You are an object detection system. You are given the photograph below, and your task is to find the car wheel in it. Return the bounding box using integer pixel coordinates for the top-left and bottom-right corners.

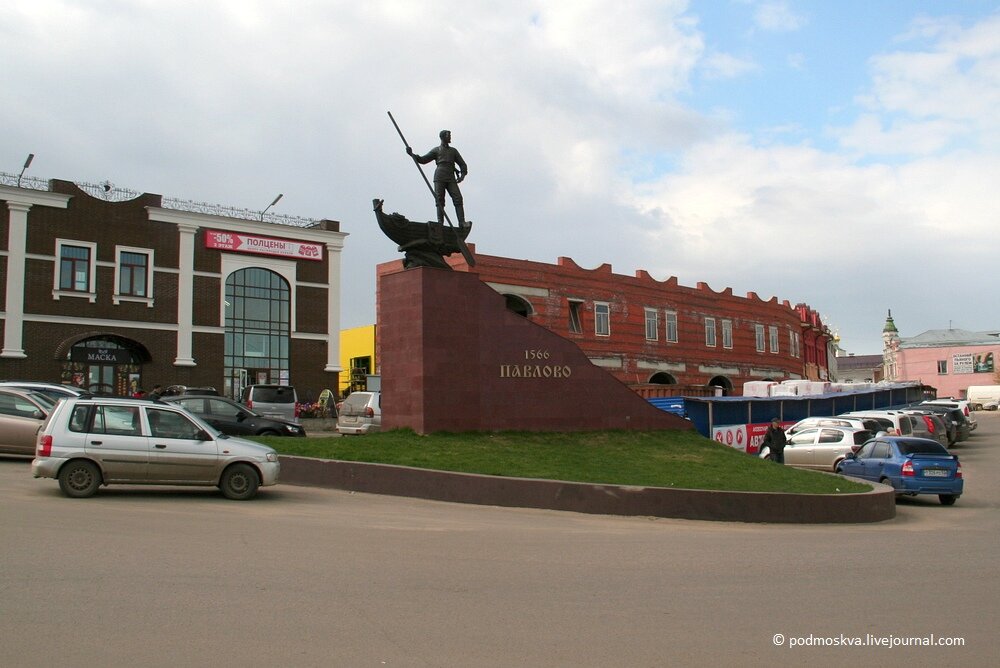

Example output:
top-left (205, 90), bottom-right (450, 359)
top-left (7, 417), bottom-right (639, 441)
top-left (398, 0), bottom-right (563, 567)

top-left (939, 494), bottom-right (958, 506)
top-left (220, 463), bottom-right (260, 500)
top-left (880, 477), bottom-right (896, 492)
top-left (257, 429), bottom-right (281, 436)
top-left (58, 460), bottom-right (102, 498)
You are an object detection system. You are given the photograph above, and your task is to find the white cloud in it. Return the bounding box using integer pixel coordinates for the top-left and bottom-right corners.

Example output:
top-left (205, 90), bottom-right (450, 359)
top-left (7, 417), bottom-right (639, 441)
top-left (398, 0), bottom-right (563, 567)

top-left (2, 1), bottom-right (997, 356)
top-left (753, 1), bottom-right (806, 32)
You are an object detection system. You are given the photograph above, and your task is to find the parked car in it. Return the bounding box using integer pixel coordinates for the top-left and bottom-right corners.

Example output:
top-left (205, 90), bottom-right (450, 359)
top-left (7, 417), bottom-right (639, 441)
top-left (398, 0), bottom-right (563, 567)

top-left (915, 404), bottom-right (971, 444)
top-left (899, 409), bottom-right (951, 447)
top-left (161, 385), bottom-right (220, 397)
top-left (840, 410), bottom-right (917, 436)
top-left (0, 388), bottom-right (54, 456)
top-left (240, 384), bottom-right (299, 422)
top-left (785, 416), bottom-right (885, 436)
top-left (32, 396), bottom-right (280, 500)
top-left (759, 426), bottom-right (872, 471)
top-left (164, 395), bottom-right (306, 437)
top-left (836, 436), bottom-right (963, 505)
top-left (0, 381), bottom-right (89, 403)
top-left (922, 399), bottom-right (977, 431)
top-left (336, 391), bottom-right (381, 435)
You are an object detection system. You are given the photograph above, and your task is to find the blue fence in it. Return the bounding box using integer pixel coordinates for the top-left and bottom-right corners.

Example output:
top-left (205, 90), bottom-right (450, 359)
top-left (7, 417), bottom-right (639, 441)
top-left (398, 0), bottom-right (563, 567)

top-left (650, 384), bottom-right (927, 437)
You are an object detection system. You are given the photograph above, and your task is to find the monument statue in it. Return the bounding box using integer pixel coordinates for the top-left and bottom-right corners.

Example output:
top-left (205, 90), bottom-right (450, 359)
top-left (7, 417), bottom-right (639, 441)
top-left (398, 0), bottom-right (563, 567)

top-left (380, 112), bottom-right (476, 268)
top-left (407, 130), bottom-right (469, 229)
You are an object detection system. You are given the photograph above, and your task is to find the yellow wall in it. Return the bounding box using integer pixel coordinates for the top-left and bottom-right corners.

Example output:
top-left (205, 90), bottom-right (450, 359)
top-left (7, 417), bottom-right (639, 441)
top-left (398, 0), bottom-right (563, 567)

top-left (339, 325), bottom-right (376, 396)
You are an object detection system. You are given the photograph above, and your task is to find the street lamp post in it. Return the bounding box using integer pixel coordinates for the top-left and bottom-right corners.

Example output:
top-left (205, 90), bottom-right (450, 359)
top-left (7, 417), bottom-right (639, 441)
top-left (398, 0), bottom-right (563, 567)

top-left (261, 193), bottom-right (283, 220)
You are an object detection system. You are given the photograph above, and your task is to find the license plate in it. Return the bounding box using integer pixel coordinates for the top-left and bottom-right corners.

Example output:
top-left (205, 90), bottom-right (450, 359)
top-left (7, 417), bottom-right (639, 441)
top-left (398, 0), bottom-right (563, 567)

top-left (923, 469), bottom-right (949, 477)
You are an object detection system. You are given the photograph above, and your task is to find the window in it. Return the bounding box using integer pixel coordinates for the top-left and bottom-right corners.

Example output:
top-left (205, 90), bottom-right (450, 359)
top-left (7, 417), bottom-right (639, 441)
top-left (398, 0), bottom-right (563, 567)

top-left (92, 405), bottom-right (141, 436)
top-left (789, 330), bottom-right (800, 357)
top-left (665, 311), bottom-right (678, 343)
top-left (224, 268), bottom-right (291, 391)
top-left (595, 302), bottom-right (610, 337)
top-left (114, 247), bottom-right (154, 304)
top-left (55, 240), bottom-right (97, 300)
top-left (705, 317), bottom-right (717, 347)
top-left (722, 319), bottom-right (733, 349)
top-left (0, 392), bottom-right (42, 418)
top-left (769, 325), bottom-right (779, 353)
top-left (755, 324), bottom-right (765, 352)
top-left (937, 360), bottom-right (947, 374)
top-left (644, 308), bottom-right (658, 341)
top-left (146, 408), bottom-right (202, 440)
top-left (568, 300), bottom-right (583, 333)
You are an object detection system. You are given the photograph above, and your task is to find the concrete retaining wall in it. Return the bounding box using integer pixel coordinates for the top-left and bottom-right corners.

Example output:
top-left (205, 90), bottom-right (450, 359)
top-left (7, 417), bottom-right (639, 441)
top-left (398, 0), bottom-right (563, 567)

top-left (278, 456), bottom-right (895, 524)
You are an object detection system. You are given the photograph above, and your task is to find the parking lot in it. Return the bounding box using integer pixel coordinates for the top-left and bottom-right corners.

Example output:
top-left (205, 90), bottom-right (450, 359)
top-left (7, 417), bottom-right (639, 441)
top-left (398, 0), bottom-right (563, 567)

top-left (2, 414), bottom-right (998, 667)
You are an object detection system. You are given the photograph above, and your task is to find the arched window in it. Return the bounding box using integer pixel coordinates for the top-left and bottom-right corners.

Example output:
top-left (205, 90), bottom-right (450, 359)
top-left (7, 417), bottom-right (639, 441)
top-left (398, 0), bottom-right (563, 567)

top-left (707, 376), bottom-right (733, 396)
top-left (224, 268), bottom-right (290, 397)
top-left (503, 294), bottom-right (533, 317)
top-left (648, 372), bottom-right (677, 385)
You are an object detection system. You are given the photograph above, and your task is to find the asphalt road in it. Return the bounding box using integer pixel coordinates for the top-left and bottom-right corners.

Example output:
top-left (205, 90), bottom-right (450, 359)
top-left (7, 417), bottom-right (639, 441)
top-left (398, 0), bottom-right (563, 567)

top-left (2, 414), bottom-right (998, 667)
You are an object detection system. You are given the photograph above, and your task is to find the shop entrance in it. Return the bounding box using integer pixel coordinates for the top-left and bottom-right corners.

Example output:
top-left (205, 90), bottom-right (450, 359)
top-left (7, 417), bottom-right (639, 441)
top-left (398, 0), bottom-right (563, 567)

top-left (60, 335), bottom-right (152, 395)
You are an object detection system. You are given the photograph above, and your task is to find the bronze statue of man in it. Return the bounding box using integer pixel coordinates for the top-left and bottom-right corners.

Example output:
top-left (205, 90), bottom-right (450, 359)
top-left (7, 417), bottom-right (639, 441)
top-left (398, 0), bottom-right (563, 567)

top-left (407, 130), bottom-right (469, 228)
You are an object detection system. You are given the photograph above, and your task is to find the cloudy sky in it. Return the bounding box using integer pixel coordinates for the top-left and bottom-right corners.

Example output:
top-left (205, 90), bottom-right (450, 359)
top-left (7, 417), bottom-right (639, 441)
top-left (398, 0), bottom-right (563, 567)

top-left (3, 0), bottom-right (998, 355)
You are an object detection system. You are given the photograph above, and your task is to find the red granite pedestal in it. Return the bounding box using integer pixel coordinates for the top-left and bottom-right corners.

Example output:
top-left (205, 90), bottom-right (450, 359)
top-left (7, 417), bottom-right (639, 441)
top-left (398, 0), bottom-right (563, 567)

top-left (378, 267), bottom-right (692, 433)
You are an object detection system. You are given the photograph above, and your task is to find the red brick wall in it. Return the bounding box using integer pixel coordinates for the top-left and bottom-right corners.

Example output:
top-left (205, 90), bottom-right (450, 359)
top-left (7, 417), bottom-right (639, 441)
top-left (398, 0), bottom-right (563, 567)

top-left (378, 247), bottom-right (832, 394)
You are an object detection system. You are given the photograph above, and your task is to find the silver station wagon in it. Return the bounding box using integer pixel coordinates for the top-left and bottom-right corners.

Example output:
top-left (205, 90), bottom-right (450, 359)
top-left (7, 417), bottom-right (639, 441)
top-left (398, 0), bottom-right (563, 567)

top-left (32, 397), bottom-right (279, 500)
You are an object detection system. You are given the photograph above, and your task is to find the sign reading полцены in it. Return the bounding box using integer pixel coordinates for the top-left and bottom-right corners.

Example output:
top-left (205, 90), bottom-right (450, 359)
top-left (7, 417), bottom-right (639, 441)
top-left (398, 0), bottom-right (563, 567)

top-left (204, 230), bottom-right (323, 261)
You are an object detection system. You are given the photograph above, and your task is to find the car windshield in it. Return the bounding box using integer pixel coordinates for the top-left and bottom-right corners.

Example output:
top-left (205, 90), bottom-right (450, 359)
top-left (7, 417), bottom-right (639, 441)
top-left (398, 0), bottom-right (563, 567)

top-left (27, 392), bottom-right (57, 410)
top-left (897, 440), bottom-right (949, 456)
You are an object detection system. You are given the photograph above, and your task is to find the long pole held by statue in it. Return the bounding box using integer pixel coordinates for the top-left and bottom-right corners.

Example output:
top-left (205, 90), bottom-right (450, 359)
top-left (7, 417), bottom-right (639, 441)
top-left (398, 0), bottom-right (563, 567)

top-left (387, 111), bottom-right (476, 267)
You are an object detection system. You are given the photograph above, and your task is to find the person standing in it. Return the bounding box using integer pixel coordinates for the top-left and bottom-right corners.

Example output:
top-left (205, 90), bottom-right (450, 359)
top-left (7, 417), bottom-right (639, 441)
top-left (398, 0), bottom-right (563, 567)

top-left (408, 129), bottom-right (469, 228)
top-left (763, 418), bottom-right (787, 464)
top-left (147, 385), bottom-right (163, 401)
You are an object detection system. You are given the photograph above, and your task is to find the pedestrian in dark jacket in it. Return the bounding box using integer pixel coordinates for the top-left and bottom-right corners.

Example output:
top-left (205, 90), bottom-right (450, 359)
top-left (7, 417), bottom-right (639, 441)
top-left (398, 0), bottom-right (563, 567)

top-left (763, 417), bottom-right (787, 464)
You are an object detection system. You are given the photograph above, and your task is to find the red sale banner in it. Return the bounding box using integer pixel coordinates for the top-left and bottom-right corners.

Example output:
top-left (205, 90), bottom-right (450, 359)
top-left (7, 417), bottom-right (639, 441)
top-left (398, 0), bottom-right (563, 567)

top-left (204, 230), bottom-right (323, 261)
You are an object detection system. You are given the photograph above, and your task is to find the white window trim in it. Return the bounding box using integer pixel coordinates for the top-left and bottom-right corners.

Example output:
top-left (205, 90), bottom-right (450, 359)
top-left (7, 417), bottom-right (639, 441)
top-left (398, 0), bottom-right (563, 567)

top-left (705, 317), bottom-right (717, 347)
top-left (769, 325), bottom-right (779, 354)
top-left (113, 246), bottom-right (155, 307)
top-left (595, 302), bottom-right (610, 337)
top-left (722, 319), bottom-right (733, 349)
top-left (665, 310), bottom-right (678, 343)
top-left (755, 324), bottom-right (765, 352)
top-left (53, 238), bottom-right (97, 303)
top-left (644, 307), bottom-right (658, 341)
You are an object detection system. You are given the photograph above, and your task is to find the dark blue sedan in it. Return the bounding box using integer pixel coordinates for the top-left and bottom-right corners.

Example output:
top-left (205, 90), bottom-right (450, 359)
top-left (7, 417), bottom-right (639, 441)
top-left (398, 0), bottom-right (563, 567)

top-left (836, 436), bottom-right (963, 505)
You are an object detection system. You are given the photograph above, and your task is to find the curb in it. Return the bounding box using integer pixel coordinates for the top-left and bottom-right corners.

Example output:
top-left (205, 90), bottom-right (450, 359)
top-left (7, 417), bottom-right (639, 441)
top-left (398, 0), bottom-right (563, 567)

top-left (277, 456), bottom-right (896, 524)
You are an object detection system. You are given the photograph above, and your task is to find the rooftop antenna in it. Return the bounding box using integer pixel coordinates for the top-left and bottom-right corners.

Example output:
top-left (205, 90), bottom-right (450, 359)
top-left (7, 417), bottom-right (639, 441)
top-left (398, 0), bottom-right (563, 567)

top-left (16, 153), bottom-right (34, 187)
top-left (261, 193), bottom-right (283, 220)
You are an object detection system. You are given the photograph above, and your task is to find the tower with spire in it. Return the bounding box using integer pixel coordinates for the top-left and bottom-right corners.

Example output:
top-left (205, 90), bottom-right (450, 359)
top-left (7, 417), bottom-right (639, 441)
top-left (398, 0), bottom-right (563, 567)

top-left (882, 310), bottom-right (900, 381)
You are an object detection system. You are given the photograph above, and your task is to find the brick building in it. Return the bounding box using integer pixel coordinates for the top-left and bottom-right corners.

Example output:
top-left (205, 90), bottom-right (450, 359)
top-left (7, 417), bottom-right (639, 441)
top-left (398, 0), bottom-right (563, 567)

top-left (378, 247), bottom-right (832, 395)
top-left (1, 174), bottom-right (346, 399)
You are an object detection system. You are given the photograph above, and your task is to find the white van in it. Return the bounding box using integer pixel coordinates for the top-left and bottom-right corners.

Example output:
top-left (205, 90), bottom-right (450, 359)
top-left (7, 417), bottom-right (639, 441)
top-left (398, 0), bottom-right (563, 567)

top-left (965, 385), bottom-right (1000, 411)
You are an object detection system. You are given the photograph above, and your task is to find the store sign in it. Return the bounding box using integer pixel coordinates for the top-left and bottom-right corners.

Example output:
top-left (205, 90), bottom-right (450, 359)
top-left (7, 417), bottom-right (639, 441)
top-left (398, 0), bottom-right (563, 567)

top-left (953, 353), bottom-right (973, 374)
top-left (204, 230), bottom-right (323, 261)
top-left (71, 347), bottom-right (131, 364)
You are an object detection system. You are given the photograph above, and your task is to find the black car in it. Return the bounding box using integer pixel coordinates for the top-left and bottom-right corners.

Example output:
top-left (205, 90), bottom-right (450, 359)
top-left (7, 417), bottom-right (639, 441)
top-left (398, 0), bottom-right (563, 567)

top-left (163, 395), bottom-right (306, 437)
top-left (912, 404), bottom-right (968, 445)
